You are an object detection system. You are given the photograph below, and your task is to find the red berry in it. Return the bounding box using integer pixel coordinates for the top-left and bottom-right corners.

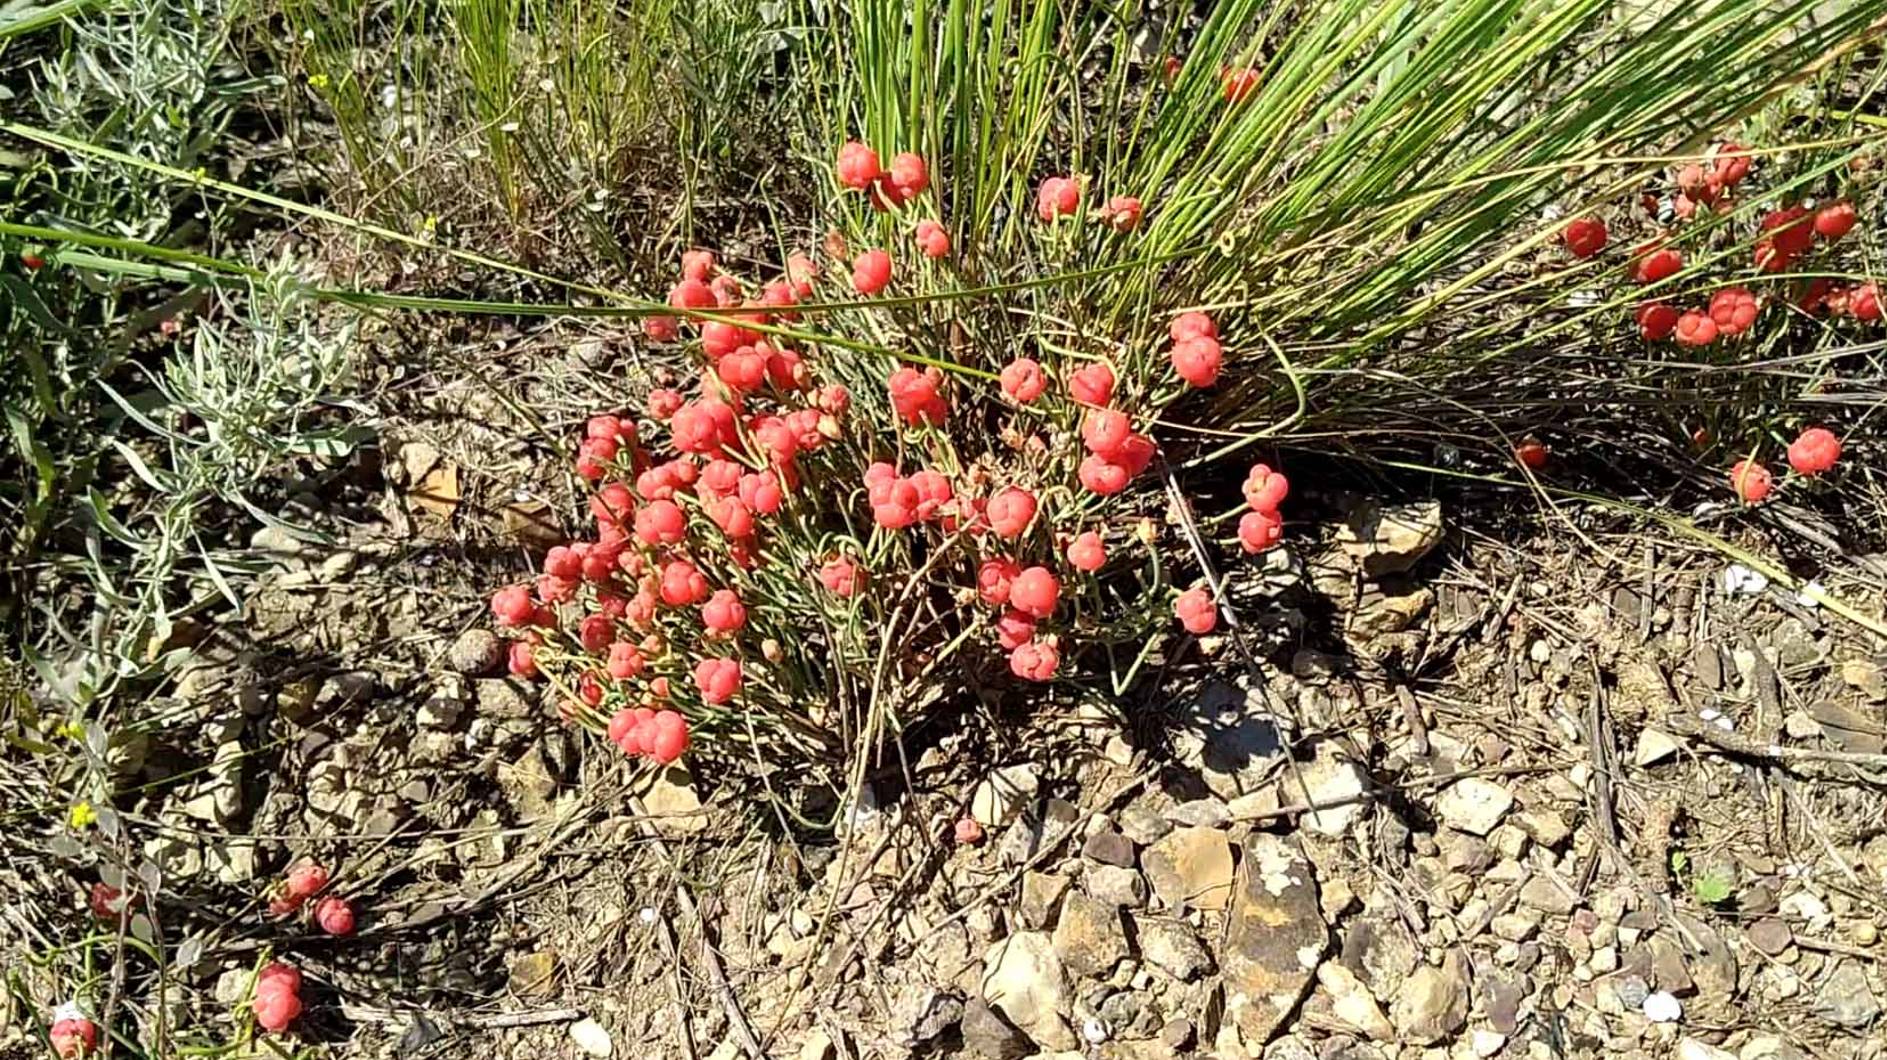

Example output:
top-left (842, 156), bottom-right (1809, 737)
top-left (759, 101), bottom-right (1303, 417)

top-left (888, 152), bottom-right (929, 198)
top-left (976, 557), bottom-right (1022, 607)
top-left (645, 316), bottom-right (679, 342)
top-left (575, 436), bottom-right (618, 481)
top-left (819, 557), bottom-right (866, 597)
top-left (253, 983), bottom-right (303, 1033)
top-left (914, 219), bottom-right (950, 258)
top-left (1635, 301), bottom-right (1679, 340)
top-left (1241, 463), bottom-right (1288, 513)
top-left (1237, 509), bottom-right (1282, 554)
top-left (1814, 200), bottom-right (1856, 242)
top-left (837, 141), bottom-right (882, 190)
top-left (648, 711), bottom-right (689, 764)
top-left (659, 560), bottom-right (709, 607)
top-left (1171, 335), bottom-right (1223, 387)
top-left (1067, 361), bottom-right (1116, 406)
top-left (1730, 460), bottom-right (1772, 504)
top-left (284, 862), bottom-right (329, 900)
top-left (508, 642), bottom-right (539, 678)
top-left (1761, 206), bottom-right (1814, 257)
top-left (909, 469), bottom-right (954, 521)
top-left (1675, 164), bottom-right (1706, 196)
top-left (986, 487), bottom-right (1038, 539)
top-left (607, 641), bottom-right (646, 679)
top-left (258, 962), bottom-right (302, 996)
top-left (579, 613), bottom-right (614, 652)
top-left (1009, 567), bottom-right (1061, 619)
top-left (1710, 142), bottom-right (1751, 186)
top-left (591, 483), bottom-right (635, 532)
top-left (852, 249), bottom-right (892, 294)
top-left (21, 253), bottom-right (46, 271)
top-left (1563, 217), bottom-right (1607, 258)
top-left (1009, 639), bottom-right (1059, 682)
top-left (693, 657), bottom-right (742, 704)
top-left (314, 896), bottom-right (356, 936)
top-left (1066, 532), bottom-right (1106, 573)
top-left (669, 277), bottom-right (716, 310)
top-left (738, 472), bottom-right (784, 515)
top-left (1707, 286), bottom-right (1758, 336)
top-left (995, 608), bottom-right (1036, 651)
top-left (1221, 67), bottom-right (1260, 103)
top-left (954, 817), bottom-right (985, 844)
top-left (1102, 195), bottom-right (1143, 232)
top-left (1787, 427), bottom-right (1841, 476)
top-left (701, 589), bottom-right (747, 634)
top-left (1673, 310), bottom-right (1718, 347)
top-left (1170, 312), bottom-right (1217, 343)
top-left (1082, 408), bottom-right (1132, 458)
top-left (1000, 358), bottom-right (1047, 403)
top-left (89, 882), bottom-right (129, 920)
top-left (1078, 455), bottom-right (1130, 495)
top-left (1632, 244), bottom-right (1683, 284)
top-left (1514, 438), bottom-right (1549, 469)
top-left (1852, 282), bottom-right (1881, 321)
top-left (51, 1017), bottom-right (98, 1058)
top-left (635, 499), bottom-right (686, 545)
top-left (1174, 587), bottom-right (1216, 634)
top-left (1036, 176), bottom-right (1080, 222)
top-left (681, 250), bottom-right (715, 282)
top-left (787, 252), bottom-right (818, 297)
top-left (887, 366), bottom-right (948, 426)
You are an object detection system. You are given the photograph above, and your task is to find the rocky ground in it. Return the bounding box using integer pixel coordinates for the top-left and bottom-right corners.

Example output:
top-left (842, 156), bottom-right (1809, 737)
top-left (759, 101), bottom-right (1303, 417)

top-left (11, 337), bottom-right (1887, 1060)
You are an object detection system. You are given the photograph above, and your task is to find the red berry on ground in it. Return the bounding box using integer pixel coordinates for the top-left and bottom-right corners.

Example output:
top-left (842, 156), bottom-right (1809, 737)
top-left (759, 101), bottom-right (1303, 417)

top-left (284, 862), bottom-right (329, 901)
top-left (1174, 587), bottom-right (1217, 634)
top-left (1815, 200), bottom-right (1857, 242)
top-left (995, 609), bottom-right (1036, 651)
top-left (1000, 358), bottom-right (1047, 403)
top-left (1787, 427), bottom-right (1841, 476)
top-left (852, 249), bottom-right (892, 294)
top-left (1221, 67), bottom-right (1260, 103)
top-left (1635, 301), bottom-right (1679, 341)
top-left (508, 642), bottom-right (539, 678)
top-left (1762, 206), bottom-right (1815, 257)
top-left (314, 896), bottom-right (356, 936)
top-left (1170, 312), bottom-right (1217, 343)
top-left (681, 250), bottom-right (715, 282)
top-left (1515, 438), bottom-right (1549, 469)
top-left (1710, 142), bottom-right (1751, 186)
top-left (253, 985), bottom-right (302, 1034)
top-left (1563, 217), bottom-right (1607, 258)
top-left (1852, 282), bottom-right (1881, 321)
top-left (1237, 509), bottom-right (1282, 553)
top-left (1730, 460), bottom-right (1772, 504)
top-left (1632, 244), bottom-right (1683, 284)
top-left (645, 316), bottom-right (679, 342)
top-left (89, 882), bottom-right (130, 920)
top-left (954, 817), bottom-right (984, 844)
top-left (1066, 532), bottom-right (1106, 572)
top-left (670, 277), bottom-right (716, 310)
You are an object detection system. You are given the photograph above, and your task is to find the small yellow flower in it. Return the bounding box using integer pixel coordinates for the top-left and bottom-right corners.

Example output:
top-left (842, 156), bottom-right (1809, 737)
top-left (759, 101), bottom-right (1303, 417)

top-left (307, 73), bottom-right (331, 90)
top-left (59, 719), bottom-right (85, 741)
top-left (69, 801), bottom-right (98, 830)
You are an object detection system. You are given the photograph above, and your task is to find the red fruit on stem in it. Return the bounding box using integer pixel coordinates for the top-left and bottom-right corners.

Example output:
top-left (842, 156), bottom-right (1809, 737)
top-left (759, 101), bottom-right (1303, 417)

top-left (836, 141), bottom-right (881, 190)
top-left (1036, 176), bottom-right (1080, 222)
top-left (51, 1017), bottom-right (98, 1058)
top-left (1814, 200), bottom-right (1856, 242)
top-left (1673, 310), bottom-right (1718, 347)
top-left (1730, 460), bottom-right (1772, 504)
top-left (681, 250), bottom-right (715, 282)
top-left (1707, 286), bottom-right (1758, 336)
top-left (607, 641), bottom-right (646, 679)
top-left (701, 589), bottom-right (747, 634)
top-left (647, 711), bottom-right (689, 764)
top-left (1635, 301), bottom-right (1679, 341)
top-left (1761, 206), bottom-right (1815, 257)
top-left (635, 499), bottom-right (686, 545)
top-left (645, 316), bottom-right (679, 342)
top-left (253, 986), bottom-right (302, 1034)
top-left (819, 557), bottom-right (866, 597)
top-left (1852, 282), bottom-right (1881, 321)
top-left (314, 896), bottom-right (356, 936)
top-left (1066, 532), bottom-right (1106, 572)
top-left (1174, 587), bottom-right (1217, 634)
top-left (1082, 408), bottom-right (1132, 458)
top-left (1241, 463), bottom-right (1288, 513)
top-left (21, 253), bottom-right (45, 270)
top-left (914, 219), bottom-right (950, 258)
top-left (986, 487), bottom-right (1038, 539)
top-left (1237, 509), bottom-right (1282, 553)
top-left (995, 609), bottom-right (1036, 651)
top-left (1102, 195), bottom-right (1143, 232)
top-left (1787, 427), bottom-right (1841, 476)
top-left (888, 152), bottom-right (929, 198)
top-left (1710, 142), bottom-right (1751, 186)
top-left (1078, 454), bottom-right (1130, 495)
top-left (284, 862), bottom-right (329, 900)
top-left (1632, 244), bottom-right (1683, 284)
top-left (852, 249), bottom-right (892, 294)
top-left (1170, 312), bottom-right (1217, 343)
top-left (1171, 335), bottom-right (1223, 387)
top-left (1009, 567), bottom-right (1061, 619)
top-left (693, 657), bottom-right (742, 704)
top-left (1563, 217), bottom-right (1607, 258)
top-left (1221, 66), bottom-right (1260, 103)
top-left (659, 560), bottom-right (709, 607)
top-left (508, 642), bottom-right (539, 678)
top-left (976, 557), bottom-right (1022, 607)
top-left (1000, 357), bottom-right (1047, 403)
top-left (1067, 361), bottom-right (1116, 406)
top-left (669, 277), bottom-right (716, 310)
top-left (1008, 639), bottom-right (1059, 682)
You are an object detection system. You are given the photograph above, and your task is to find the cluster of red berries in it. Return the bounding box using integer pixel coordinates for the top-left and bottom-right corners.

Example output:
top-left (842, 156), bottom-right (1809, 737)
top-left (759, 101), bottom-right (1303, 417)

top-left (252, 961), bottom-right (305, 1034)
top-left (267, 861), bottom-right (356, 936)
top-left (50, 1012), bottom-right (98, 1058)
top-left (1035, 173), bottom-right (1144, 232)
top-left (606, 706), bottom-right (691, 762)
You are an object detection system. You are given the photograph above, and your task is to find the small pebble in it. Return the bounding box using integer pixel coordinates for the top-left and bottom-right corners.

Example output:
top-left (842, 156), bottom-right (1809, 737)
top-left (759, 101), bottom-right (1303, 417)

top-left (1643, 991), bottom-right (1683, 1023)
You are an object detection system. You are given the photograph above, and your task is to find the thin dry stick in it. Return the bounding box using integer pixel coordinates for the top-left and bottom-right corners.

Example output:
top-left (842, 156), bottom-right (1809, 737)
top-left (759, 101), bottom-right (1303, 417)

top-left (651, 907), bottom-right (701, 1060)
top-left (339, 1005), bottom-right (583, 1028)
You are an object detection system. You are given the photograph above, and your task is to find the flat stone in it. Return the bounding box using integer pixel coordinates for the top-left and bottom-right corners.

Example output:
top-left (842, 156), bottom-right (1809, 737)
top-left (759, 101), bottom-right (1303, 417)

top-left (1053, 892), bottom-right (1129, 978)
top-left (1133, 916), bottom-right (1213, 981)
top-left (1185, 681), bottom-right (1282, 799)
top-left (1476, 967), bottom-right (1528, 1034)
top-left (971, 764), bottom-right (1041, 828)
top-left (1514, 809), bottom-right (1571, 849)
top-left (890, 986), bottom-right (963, 1048)
top-left (1643, 990), bottom-right (1681, 1023)
top-left (1342, 915), bottom-right (1419, 1003)
top-left (1223, 834), bottom-right (1328, 1046)
top-left (508, 948), bottom-right (558, 997)
top-left (1020, 872), bottom-right (1073, 929)
top-left (1812, 960), bottom-right (1880, 1029)
top-left (1159, 1019), bottom-right (1195, 1051)
top-left (960, 996), bottom-right (1031, 1060)
top-left (1635, 729), bottom-right (1681, 767)
top-left (639, 763), bottom-right (707, 836)
top-left (1117, 805), bottom-right (1171, 846)
top-left (1809, 701), bottom-right (1886, 754)
top-left (1086, 865), bottom-right (1147, 909)
top-left (1296, 742), bottom-right (1370, 838)
top-left (449, 629), bottom-right (505, 675)
top-left (475, 678), bottom-right (537, 719)
top-left (1435, 778), bottom-right (1514, 836)
top-left (1338, 499), bottom-right (1443, 577)
top-left (982, 932), bottom-right (1076, 1050)
top-left (1083, 830), bottom-right (1136, 868)
top-left (1163, 798), bottom-right (1231, 829)
top-left (795, 1028), bottom-right (835, 1060)
top-left (1316, 961), bottom-right (1393, 1040)
top-left (1746, 918), bottom-right (1792, 956)
top-left (1518, 874), bottom-right (1577, 915)
top-left (1390, 952), bottom-right (1469, 1045)
top-left (1141, 827), bottom-right (1234, 911)
top-left (1472, 1030), bottom-right (1508, 1057)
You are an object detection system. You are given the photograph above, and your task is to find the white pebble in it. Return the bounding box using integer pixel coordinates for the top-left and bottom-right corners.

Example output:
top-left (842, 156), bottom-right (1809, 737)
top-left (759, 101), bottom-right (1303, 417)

top-left (1643, 990), bottom-right (1683, 1023)
top-left (1082, 1017), bottom-right (1109, 1044)
top-left (639, 907), bottom-right (658, 925)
